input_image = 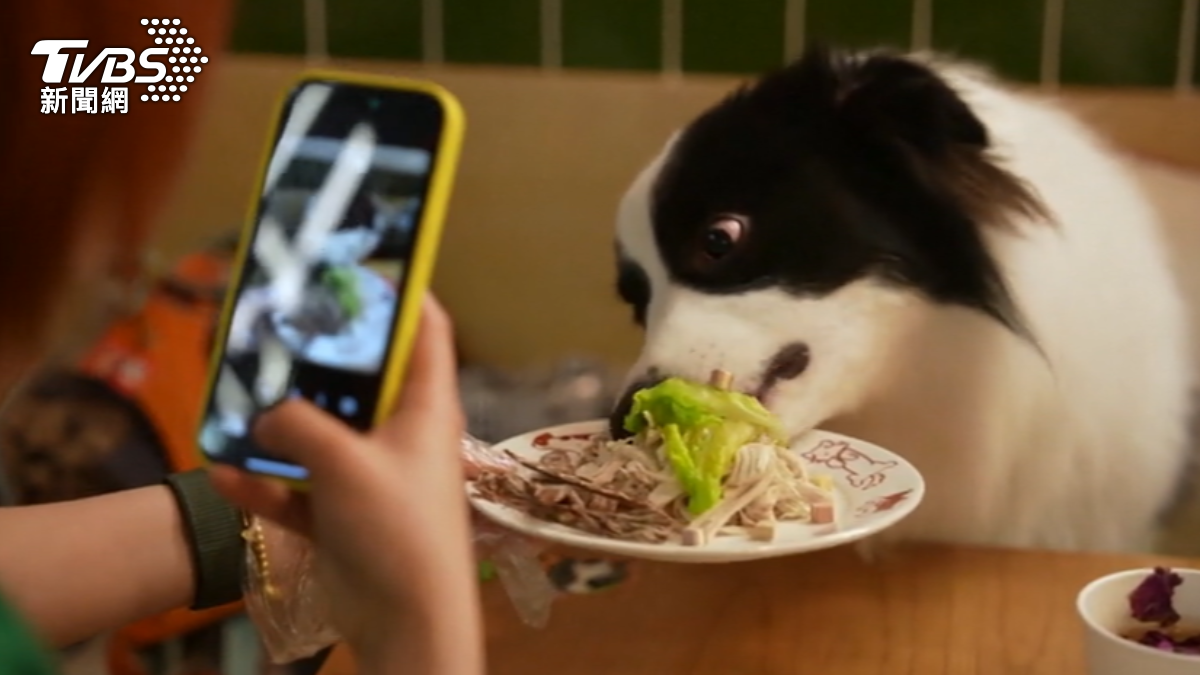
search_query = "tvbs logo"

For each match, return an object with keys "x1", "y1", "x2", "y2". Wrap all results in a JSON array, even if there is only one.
[{"x1": 32, "y1": 18, "x2": 208, "y2": 114}]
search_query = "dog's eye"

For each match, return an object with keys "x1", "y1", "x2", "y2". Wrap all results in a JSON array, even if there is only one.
[{"x1": 699, "y1": 214, "x2": 748, "y2": 262}]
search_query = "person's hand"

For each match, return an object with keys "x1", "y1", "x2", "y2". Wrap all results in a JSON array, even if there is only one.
[{"x1": 209, "y1": 296, "x2": 483, "y2": 675}]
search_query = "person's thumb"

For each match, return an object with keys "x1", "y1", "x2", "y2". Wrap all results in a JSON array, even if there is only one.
[
  {"x1": 253, "y1": 398, "x2": 363, "y2": 482},
  {"x1": 207, "y1": 463, "x2": 312, "y2": 535}
]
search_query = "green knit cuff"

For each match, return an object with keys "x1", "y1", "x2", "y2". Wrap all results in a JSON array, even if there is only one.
[{"x1": 164, "y1": 469, "x2": 246, "y2": 610}]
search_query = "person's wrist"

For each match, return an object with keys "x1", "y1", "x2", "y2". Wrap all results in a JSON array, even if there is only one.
[
  {"x1": 355, "y1": 634, "x2": 482, "y2": 675},
  {"x1": 353, "y1": 586, "x2": 485, "y2": 675},
  {"x1": 163, "y1": 469, "x2": 246, "y2": 609},
  {"x1": 352, "y1": 618, "x2": 443, "y2": 675}
]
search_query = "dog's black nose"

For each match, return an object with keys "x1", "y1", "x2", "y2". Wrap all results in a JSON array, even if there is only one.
[{"x1": 608, "y1": 372, "x2": 665, "y2": 439}]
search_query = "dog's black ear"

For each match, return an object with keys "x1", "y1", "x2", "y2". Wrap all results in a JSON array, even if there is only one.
[
  {"x1": 759, "y1": 46, "x2": 989, "y2": 157},
  {"x1": 835, "y1": 51, "x2": 989, "y2": 156}
]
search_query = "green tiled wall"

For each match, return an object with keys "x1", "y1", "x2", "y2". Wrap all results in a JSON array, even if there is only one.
[
  {"x1": 1059, "y1": 0, "x2": 1183, "y2": 87},
  {"x1": 806, "y1": 0, "x2": 911, "y2": 52},
  {"x1": 327, "y1": 0, "x2": 422, "y2": 61},
  {"x1": 444, "y1": 0, "x2": 542, "y2": 65},
  {"x1": 231, "y1": 0, "x2": 1199, "y2": 88},
  {"x1": 229, "y1": 0, "x2": 306, "y2": 55},
  {"x1": 562, "y1": 0, "x2": 661, "y2": 71},
  {"x1": 932, "y1": 0, "x2": 1044, "y2": 82},
  {"x1": 680, "y1": 0, "x2": 787, "y2": 75}
]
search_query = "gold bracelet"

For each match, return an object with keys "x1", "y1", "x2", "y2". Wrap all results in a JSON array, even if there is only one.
[{"x1": 242, "y1": 514, "x2": 282, "y2": 600}]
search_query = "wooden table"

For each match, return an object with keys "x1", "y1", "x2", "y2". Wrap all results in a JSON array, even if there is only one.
[{"x1": 320, "y1": 543, "x2": 1197, "y2": 675}]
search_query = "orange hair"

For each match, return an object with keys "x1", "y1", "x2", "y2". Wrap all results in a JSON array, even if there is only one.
[{"x1": 0, "y1": 1, "x2": 232, "y2": 358}]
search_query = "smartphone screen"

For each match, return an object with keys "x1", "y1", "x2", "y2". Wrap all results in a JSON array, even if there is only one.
[{"x1": 197, "y1": 79, "x2": 444, "y2": 481}]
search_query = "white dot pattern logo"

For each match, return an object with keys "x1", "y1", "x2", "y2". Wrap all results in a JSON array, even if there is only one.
[{"x1": 140, "y1": 17, "x2": 203, "y2": 102}]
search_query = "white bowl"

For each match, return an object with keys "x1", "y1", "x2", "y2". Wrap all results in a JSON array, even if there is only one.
[{"x1": 1076, "y1": 567, "x2": 1200, "y2": 675}]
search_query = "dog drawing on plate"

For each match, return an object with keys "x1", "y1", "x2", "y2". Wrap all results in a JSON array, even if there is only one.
[
  {"x1": 801, "y1": 440, "x2": 898, "y2": 490},
  {"x1": 607, "y1": 47, "x2": 1194, "y2": 553}
]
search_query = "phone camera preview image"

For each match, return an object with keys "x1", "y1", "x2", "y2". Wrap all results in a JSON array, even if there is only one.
[{"x1": 198, "y1": 80, "x2": 442, "y2": 480}]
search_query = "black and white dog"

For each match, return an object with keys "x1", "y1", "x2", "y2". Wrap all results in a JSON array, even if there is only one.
[{"x1": 608, "y1": 47, "x2": 1194, "y2": 552}]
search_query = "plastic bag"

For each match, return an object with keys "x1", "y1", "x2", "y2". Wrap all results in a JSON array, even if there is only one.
[
  {"x1": 242, "y1": 515, "x2": 339, "y2": 665},
  {"x1": 462, "y1": 433, "x2": 560, "y2": 627},
  {"x1": 458, "y1": 355, "x2": 622, "y2": 443},
  {"x1": 242, "y1": 432, "x2": 558, "y2": 665}
]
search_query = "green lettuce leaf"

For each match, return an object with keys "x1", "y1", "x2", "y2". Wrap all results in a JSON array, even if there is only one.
[
  {"x1": 321, "y1": 265, "x2": 364, "y2": 320},
  {"x1": 622, "y1": 377, "x2": 785, "y2": 515}
]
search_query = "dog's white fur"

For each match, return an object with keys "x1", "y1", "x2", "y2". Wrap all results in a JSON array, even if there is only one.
[{"x1": 615, "y1": 57, "x2": 1194, "y2": 552}]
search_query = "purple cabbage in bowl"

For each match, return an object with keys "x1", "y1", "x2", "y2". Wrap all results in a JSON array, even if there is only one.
[{"x1": 1122, "y1": 567, "x2": 1200, "y2": 656}]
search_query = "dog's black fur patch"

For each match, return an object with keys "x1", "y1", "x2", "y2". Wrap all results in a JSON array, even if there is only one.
[
  {"x1": 615, "y1": 245, "x2": 652, "y2": 327},
  {"x1": 620, "y1": 46, "x2": 1047, "y2": 339}
]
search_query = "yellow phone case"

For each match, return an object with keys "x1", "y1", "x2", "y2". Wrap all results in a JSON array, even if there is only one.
[{"x1": 197, "y1": 69, "x2": 466, "y2": 490}]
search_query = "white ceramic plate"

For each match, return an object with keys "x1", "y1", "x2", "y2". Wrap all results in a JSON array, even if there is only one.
[
  {"x1": 467, "y1": 419, "x2": 925, "y2": 563},
  {"x1": 271, "y1": 264, "x2": 397, "y2": 373}
]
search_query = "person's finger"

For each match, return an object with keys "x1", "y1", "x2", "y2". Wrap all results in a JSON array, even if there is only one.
[
  {"x1": 208, "y1": 464, "x2": 313, "y2": 535},
  {"x1": 252, "y1": 399, "x2": 362, "y2": 481},
  {"x1": 374, "y1": 295, "x2": 464, "y2": 445},
  {"x1": 461, "y1": 454, "x2": 481, "y2": 479},
  {"x1": 398, "y1": 295, "x2": 458, "y2": 412}
]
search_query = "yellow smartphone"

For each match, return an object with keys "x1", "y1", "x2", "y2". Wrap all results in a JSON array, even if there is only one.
[{"x1": 196, "y1": 70, "x2": 464, "y2": 486}]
